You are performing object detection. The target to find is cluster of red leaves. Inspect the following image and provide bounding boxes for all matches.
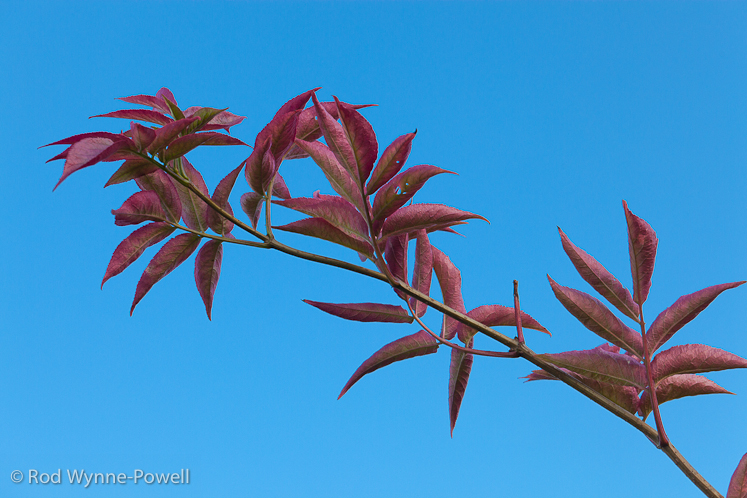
[524,203,747,421]
[45,88,247,318]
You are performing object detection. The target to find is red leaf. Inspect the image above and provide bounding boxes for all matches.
[366,131,416,196]
[294,101,375,146]
[558,227,639,321]
[334,96,378,185]
[172,157,210,232]
[449,338,474,437]
[273,88,319,120]
[638,374,733,420]
[728,453,747,498]
[104,158,159,187]
[456,304,550,343]
[208,165,243,235]
[136,169,182,223]
[273,218,374,257]
[651,344,747,383]
[130,233,201,314]
[623,201,658,306]
[380,203,488,240]
[338,330,439,399]
[93,109,173,126]
[101,222,176,288]
[548,276,643,357]
[129,122,156,151]
[647,281,746,353]
[385,234,409,292]
[272,172,291,199]
[43,131,124,149]
[541,348,646,387]
[371,165,454,226]
[112,191,171,226]
[274,195,369,241]
[183,107,245,133]
[245,135,275,195]
[194,240,223,320]
[163,132,247,163]
[432,246,466,340]
[53,137,132,190]
[240,192,264,229]
[303,300,413,324]
[119,93,171,114]
[293,139,365,212]
[523,366,640,414]
[147,116,200,154]
[311,92,359,184]
[409,230,433,317]
[257,109,303,165]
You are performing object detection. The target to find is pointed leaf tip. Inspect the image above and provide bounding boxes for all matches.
[623,201,658,306]
[338,330,438,399]
[303,300,413,323]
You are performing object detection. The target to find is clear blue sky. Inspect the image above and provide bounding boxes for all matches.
[2,2,746,497]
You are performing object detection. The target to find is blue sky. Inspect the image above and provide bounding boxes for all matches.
[2,2,746,497]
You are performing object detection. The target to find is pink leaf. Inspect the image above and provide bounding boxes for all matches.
[380,203,488,240]
[112,191,171,226]
[334,96,378,185]
[194,240,223,320]
[647,281,746,353]
[456,304,550,343]
[372,165,454,226]
[623,201,658,306]
[728,453,747,498]
[257,109,303,165]
[541,348,646,387]
[147,116,200,154]
[295,101,375,145]
[240,192,264,229]
[548,276,643,357]
[651,344,747,383]
[92,109,174,126]
[163,132,247,163]
[432,246,466,340]
[183,108,245,133]
[311,92,359,184]
[53,137,132,190]
[409,230,433,317]
[118,94,171,114]
[129,122,156,151]
[303,300,413,324]
[272,88,320,120]
[130,233,201,315]
[43,131,124,151]
[245,135,276,195]
[449,338,474,437]
[385,234,409,287]
[638,374,733,420]
[101,222,176,288]
[274,194,369,241]
[172,157,210,232]
[524,366,640,414]
[272,172,291,199]
[367,132,416,196]
[293,139,365,212]
[208,165,243,235]
[338,330,438,399]
[104,158,159,187]
[273,218,374,257]
[136,169,182,223]
[558,227,639,321]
